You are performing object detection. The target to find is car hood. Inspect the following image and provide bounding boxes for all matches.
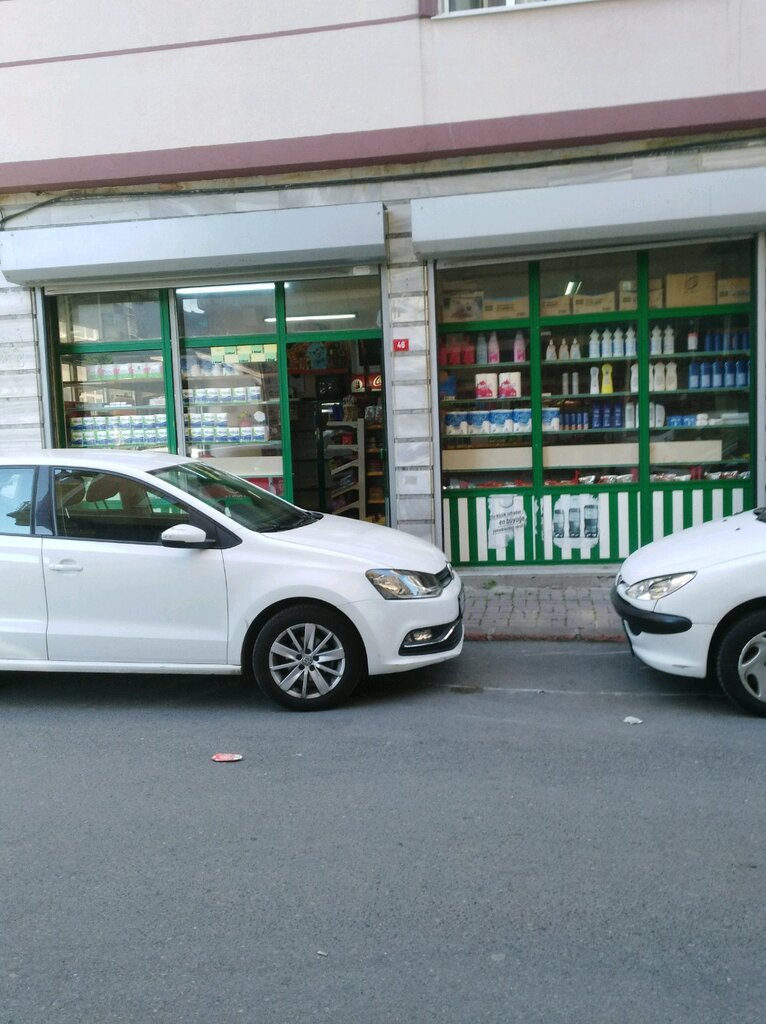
[620,509,766,582]
[262,513,450,572]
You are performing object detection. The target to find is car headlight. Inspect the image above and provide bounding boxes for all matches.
[624,572,696,601]
[366,568,444,600]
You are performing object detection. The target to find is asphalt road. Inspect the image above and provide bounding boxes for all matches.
[2,642,764,1024]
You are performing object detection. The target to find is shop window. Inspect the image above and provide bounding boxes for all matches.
[176,283,276,338]
[539,252,637,318]
[284,276,381,333]
[57,291,161,344]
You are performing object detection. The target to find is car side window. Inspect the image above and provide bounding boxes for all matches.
[53,469,191,543]
[0,467,35,535]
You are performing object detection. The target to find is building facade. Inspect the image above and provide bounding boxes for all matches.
[1,0,765,565]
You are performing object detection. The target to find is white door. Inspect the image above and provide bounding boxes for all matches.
[43,468,229,665]
[0,467,47,661]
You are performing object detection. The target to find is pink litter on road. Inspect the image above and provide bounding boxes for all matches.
[211,752,243,763]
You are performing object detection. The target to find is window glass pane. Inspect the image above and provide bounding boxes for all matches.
[284,276,381,332]
[57,291,161,343]
[437,262,529,323]
[180,342,283,489]
[0,467,35,535]
[176,283,277,338]
[53,468,190,543]
[539,252,637,317]
[59,350,169,451]
[648,241,751,308]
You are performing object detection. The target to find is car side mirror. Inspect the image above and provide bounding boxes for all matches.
[160,523,216,548]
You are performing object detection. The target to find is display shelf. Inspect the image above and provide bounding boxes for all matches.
[324,418,366,519]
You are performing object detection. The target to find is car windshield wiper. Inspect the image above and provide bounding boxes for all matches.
[261,511,321,533]
[755,508,766,523]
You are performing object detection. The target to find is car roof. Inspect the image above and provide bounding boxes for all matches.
[0,449,190,474]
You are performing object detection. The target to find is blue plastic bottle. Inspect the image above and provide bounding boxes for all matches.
[592,403,602,429]
[722,330,731,353]
[736,360,748,388]
[688,360,700,389]
[613,402,624,429]
[714,331,723,353]
[712,361,723,388]
[740,328,749,350]
[723,359,735,388]
[703,332,713,353]
[700,361,711,389]
[603,403,612,429]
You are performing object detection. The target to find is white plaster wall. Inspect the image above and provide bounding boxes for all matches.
[0,275,44,450]
[0,0,763,164]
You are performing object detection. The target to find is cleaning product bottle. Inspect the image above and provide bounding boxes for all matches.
[650,325,662,355]
[630,362,639,392]
[592,402,602,429]
[663,325,675,354]
[590,366,600,394]
[446,336,462,365]
[703,331,713,352]
[653,362,666,392]
[559,337,570,360]
[545,337,557,360]
[488,331,501,364]
[475,333,488,365]
[688,359,700,389]
[722,329,731,353]
[625,326,637,357]
[625,399,636,429]
[571,371,579,395]
[513,331,526,362]
[687,322,698,351]
[589,329,600,359]
[612,328,624,357]
[570,336,581,360]
[723,358,735,387]
[600,364,614,394]
[461,335,476,364]
[700,360,712,389]
[601,329,613,358]
[736,359,748,387]
[712,360,723,388]
[613,401,624,429]
[665,361,677,391]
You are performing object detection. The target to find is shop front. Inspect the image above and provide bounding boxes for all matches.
[414,168,766,568]
[47,271,389,523]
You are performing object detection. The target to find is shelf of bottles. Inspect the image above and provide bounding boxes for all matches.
[540,323,639,487]
[438,327,534,489]
[644,315,750,482]
[61,351,171,451]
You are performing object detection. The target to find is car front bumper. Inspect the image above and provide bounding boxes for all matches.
[611,586,710,679]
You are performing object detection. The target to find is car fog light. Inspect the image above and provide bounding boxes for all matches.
[408,629,435,643]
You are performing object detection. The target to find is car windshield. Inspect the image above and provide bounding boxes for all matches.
[152,462,319,532]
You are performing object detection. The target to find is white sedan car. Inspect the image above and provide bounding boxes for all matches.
[0,450,463,710]
[611,508,766,716]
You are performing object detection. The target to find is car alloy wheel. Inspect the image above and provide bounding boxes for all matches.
[252,603,364,710]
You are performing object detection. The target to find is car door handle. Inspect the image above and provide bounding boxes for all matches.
[48,560,84,573]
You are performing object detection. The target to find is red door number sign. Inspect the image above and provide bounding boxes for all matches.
[393,338,409,352]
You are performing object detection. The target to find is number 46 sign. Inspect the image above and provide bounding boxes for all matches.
[393,338,409,352]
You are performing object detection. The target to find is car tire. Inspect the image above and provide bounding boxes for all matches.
[715,610,766,716]
[252,604,365,711]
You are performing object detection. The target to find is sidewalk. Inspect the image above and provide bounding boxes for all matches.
[461,569,623,642]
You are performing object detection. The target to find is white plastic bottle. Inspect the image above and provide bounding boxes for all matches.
[589,329,600,359]
[665,361,677,391]
[545,337,557,360]
[488,331,501,364]
[512,331,525,363]
[476,334,488,364]
[625,327,637,358]
[653,362,666,391]
[650,325,662,355]
[663,325,675,354]
[601,329,613,359]
[630,362,639,392]
[624,399,636,429]
[612,328,624,358]
[590,366,600,394]
[559,337,570,360]
[570,336,581,360]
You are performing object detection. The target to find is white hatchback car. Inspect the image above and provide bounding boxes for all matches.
[611,508,766,716]
[0,450,463,710]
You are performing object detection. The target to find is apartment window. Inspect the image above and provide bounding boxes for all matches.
[443,0,599,11]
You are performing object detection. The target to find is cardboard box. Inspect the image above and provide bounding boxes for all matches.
[540,295,572,317]
[572,291,616,315]
[618,279,663,310]
[483,297,529,319]
[717,277,750,304]
[441,291,483,323]
[665,272,717,308]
